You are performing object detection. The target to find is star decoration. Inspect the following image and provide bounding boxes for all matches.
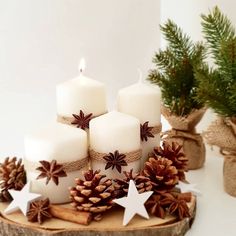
[103,150,128,173]
[71,110,93,130]
[36,160,67,185]
[140,121,154,142]
[113,180,153,226]
[176,181,201,196]
[4,182,42,216]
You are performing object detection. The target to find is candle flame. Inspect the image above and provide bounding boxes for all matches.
[79,58,86,73]
[137,68,143,83]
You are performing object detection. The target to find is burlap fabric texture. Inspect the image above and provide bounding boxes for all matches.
[204,117,236,197]
[161,106,206,170]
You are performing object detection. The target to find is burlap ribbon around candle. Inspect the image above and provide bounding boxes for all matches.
[203,117,236,197]
[150,123,162,136]
[89,149,142,164]
[25,157,88,174]
[161,106,206,170]
[57,113,107,127]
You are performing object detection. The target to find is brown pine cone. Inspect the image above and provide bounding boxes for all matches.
[0,157,26,202]
[114,169,153,198]
[70,169,114,213]
[143,157,178,191]
[151,141,188,181]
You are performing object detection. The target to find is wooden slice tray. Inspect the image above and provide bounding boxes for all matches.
[0,196,196,236]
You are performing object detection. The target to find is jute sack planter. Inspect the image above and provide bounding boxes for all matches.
[161,106,206,170]
[204,117,236,197]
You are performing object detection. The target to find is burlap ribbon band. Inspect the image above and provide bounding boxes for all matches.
[57,112,106,127]
[150,123,162,136]
[25,157,88,173]
[89,149,142,163]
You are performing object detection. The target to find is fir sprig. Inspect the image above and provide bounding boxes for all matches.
[148,20,206,116]
[196,6,236,117]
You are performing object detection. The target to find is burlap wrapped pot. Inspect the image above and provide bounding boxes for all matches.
[204,117,236,197]
[161,106,206,170]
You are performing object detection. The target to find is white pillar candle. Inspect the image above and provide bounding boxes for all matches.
[90,111,141,179]
[117,79,161,167]
[24,123,88,204]
[56,59,107,121]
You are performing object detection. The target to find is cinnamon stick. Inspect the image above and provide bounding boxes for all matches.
[50,205,92,225]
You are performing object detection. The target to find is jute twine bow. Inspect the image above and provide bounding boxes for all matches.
[89,149,142,163]
[25,157,88,173]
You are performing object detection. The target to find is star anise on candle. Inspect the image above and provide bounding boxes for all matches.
[71,110,93,130]
[140,121,154,142]
[161,192,190,220]
[27,198,52,224]
[36,160,67,185]
[103,150,128,173]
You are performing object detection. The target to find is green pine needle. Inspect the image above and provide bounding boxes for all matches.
[195,6,236,117]
[147,20,206,116]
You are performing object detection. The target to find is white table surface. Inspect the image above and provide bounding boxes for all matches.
[0,89,236,236]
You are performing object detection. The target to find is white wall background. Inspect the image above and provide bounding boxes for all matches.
[0,0,160,155]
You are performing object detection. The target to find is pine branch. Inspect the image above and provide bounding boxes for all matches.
[195,7,236,117]
[201,6,235,63]
[148,20,205,116]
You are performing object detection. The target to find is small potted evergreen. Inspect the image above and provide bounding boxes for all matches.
[148,20,207,170]
[196,7,236,196]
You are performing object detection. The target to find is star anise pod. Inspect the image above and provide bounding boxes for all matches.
[145,193,167,218]
[161,192,190,220]
[103,150,128,173]
[27,198,52,224]
[140,121,154,142]
[36,160,67,185]
[71,110,93,129]
[152,141,188,181]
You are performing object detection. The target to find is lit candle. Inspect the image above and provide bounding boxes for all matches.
[24,123,88,204]
[117,71,161,167]
[89,111,141,179]
[56,59,107,128]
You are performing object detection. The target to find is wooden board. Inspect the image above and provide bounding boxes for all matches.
[0,196,196,236]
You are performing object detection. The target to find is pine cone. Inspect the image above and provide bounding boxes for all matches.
[143,157,178,191]
[151,141,188,181]
[0,157,26,202]
[114,169,153,198]
[70,169,114,213]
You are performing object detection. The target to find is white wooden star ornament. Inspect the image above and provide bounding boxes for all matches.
[113,180,153,226]
[4,182,42,216]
